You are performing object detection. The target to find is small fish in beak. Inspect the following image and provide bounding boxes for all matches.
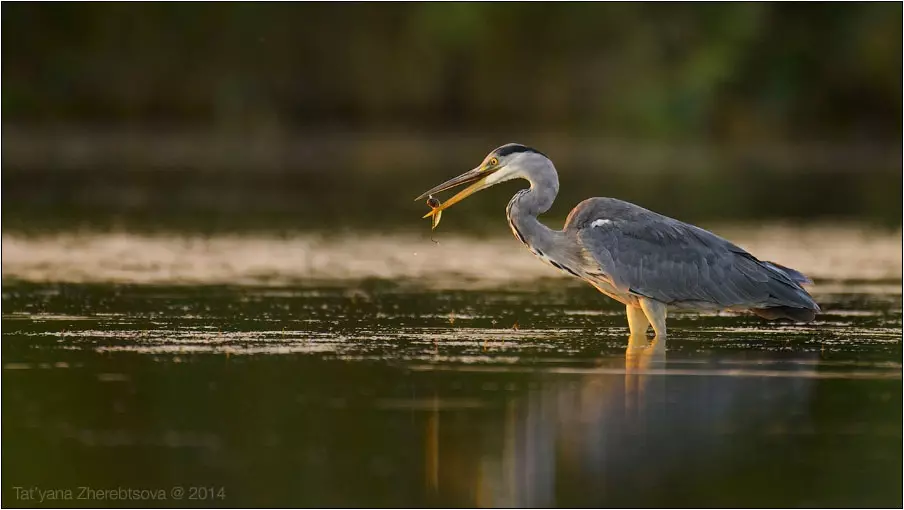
[425,195,443,230]
[416,161,502,234]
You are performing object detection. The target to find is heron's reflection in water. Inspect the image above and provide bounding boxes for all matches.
[422,335,670,508]
[625,333,667,415]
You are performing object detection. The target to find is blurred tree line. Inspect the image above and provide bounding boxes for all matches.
[3,3,901,142]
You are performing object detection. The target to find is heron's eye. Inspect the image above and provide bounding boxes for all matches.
[489,157,499,167]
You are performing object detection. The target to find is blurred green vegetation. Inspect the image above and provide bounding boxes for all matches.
[2,3,901,230]
[3,3,901,142]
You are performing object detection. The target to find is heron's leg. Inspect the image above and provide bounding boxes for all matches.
[625,305,650,338]
[639,298,668,338]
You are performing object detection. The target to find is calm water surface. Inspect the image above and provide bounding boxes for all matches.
[2,229,902,507]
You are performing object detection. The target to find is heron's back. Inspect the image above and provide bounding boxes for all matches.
[564,197,819,319]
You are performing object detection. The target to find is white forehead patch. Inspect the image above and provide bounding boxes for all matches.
[591,219,613,228]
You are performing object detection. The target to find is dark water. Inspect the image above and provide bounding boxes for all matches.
[2,279,901,508]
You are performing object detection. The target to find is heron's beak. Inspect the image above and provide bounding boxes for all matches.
[414,165,498,215]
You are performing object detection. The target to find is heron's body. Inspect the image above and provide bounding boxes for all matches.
[417,143,819,338]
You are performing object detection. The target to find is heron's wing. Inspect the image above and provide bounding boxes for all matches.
[571,199,812,308]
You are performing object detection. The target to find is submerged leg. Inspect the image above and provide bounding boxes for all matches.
[639,298,668,338]
[626,305,650,338]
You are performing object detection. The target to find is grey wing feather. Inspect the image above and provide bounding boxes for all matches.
[762,261,813,285]
[568,198,818,311]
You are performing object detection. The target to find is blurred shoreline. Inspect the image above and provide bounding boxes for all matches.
[3,225,900,288]
[5,127,901,232]
[3,127,900,175]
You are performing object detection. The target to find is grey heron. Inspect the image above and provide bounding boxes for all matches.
[415,143,819,338]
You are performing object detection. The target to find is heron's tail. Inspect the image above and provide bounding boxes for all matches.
[754,261,819,322]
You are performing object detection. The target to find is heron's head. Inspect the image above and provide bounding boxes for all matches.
[414,143,551,213]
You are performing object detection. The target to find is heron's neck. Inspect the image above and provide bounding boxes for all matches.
[506,164,563,255]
